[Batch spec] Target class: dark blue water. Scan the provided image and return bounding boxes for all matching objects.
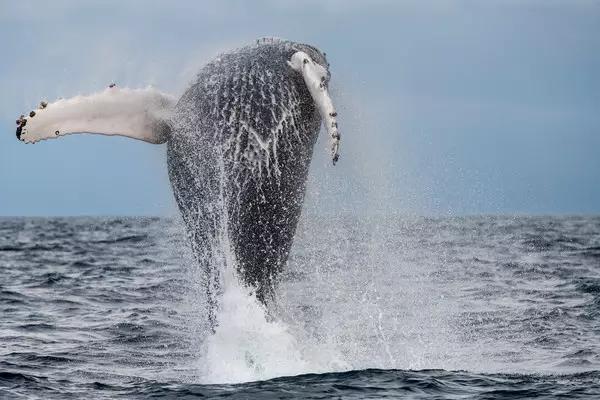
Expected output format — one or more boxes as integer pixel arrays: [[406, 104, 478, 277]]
[[1, 216, 599, 399]]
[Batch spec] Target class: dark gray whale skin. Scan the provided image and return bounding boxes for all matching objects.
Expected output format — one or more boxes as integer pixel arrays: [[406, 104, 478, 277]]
[[166, 38, 330, 319]]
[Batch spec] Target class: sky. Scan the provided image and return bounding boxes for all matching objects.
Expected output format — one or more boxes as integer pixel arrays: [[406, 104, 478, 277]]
[[1, 0, 599, 216]]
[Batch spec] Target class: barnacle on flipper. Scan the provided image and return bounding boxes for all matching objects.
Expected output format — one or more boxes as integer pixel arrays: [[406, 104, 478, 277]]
[[15, 115, 26, 140]]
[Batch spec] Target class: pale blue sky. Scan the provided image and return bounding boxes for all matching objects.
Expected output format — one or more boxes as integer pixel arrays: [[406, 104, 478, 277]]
[[1, 0, 599, 216]]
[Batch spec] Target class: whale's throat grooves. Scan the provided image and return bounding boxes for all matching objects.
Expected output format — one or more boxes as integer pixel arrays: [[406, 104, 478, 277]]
[[167, 39, 325, 312]]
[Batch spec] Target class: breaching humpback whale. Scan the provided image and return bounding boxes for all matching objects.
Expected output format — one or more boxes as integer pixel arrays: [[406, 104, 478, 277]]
[[15, 38, 340, 323]]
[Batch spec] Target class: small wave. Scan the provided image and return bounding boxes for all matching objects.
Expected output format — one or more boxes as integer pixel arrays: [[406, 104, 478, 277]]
[[10, 352, 81, 366], [36, 272, 70, 287], [0, 371, 40, 384], [581, 246, 600, 259], [523, 237, 555, 252], [0, 289, 27, 304], [48, 298, 83, 306], [69, 260, 96, 268], [29, 245, 66, 252], [0, 246, 22, 252], [0, 244, 67, 253], [555, 358, 594, 367], [93, 235, 149, 244], [525, 335, 560, 348], [15, 323, 56, 332], [575, 278, 600, 294], [564, 349, 596, 358]]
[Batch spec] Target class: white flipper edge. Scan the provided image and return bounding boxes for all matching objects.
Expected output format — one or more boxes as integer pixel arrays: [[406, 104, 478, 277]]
[[16, 86, 176, 144], [288, 51, 340, 164]]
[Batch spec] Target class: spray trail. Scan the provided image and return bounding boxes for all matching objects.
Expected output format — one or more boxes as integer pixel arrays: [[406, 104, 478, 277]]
[[183, 146, 317, 384]]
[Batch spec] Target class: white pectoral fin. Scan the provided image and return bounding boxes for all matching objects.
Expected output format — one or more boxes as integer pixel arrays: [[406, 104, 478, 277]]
[[289, 51, 340, 164], [16, 86, 176, 145]]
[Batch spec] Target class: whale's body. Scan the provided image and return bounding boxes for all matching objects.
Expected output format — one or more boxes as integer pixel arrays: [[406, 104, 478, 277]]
[[15, 38, 340, 323], [168, 40, 328, 307]]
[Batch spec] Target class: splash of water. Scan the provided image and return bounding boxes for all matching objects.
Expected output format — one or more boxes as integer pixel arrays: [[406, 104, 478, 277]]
[[184, 148, 343, 384], [199, 275, 312, 383], [180, 75, 404, 385]]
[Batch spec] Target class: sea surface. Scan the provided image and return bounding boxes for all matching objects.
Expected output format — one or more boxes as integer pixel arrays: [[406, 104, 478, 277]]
[[1, 216, 599, 399]]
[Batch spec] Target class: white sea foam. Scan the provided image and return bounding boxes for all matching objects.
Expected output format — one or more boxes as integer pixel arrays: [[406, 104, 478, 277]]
[[193, 153, 349, 384], [199, 276, 311, 383], [185, 150, 318, 384]]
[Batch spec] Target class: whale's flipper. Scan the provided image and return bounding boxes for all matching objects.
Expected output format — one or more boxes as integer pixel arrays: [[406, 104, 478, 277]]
[[16, 86, 175, 144], [288, 51, 341, 164]]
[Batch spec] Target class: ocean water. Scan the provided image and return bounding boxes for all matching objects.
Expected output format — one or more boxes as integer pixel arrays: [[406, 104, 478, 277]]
[[1, 215, 599, 399]]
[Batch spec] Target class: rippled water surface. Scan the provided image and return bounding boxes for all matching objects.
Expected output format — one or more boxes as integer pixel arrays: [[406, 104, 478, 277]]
[[1, 216, 599, 399]]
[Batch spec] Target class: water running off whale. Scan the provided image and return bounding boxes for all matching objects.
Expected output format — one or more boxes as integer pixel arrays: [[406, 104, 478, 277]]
[[15, 37, 341, 326]]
